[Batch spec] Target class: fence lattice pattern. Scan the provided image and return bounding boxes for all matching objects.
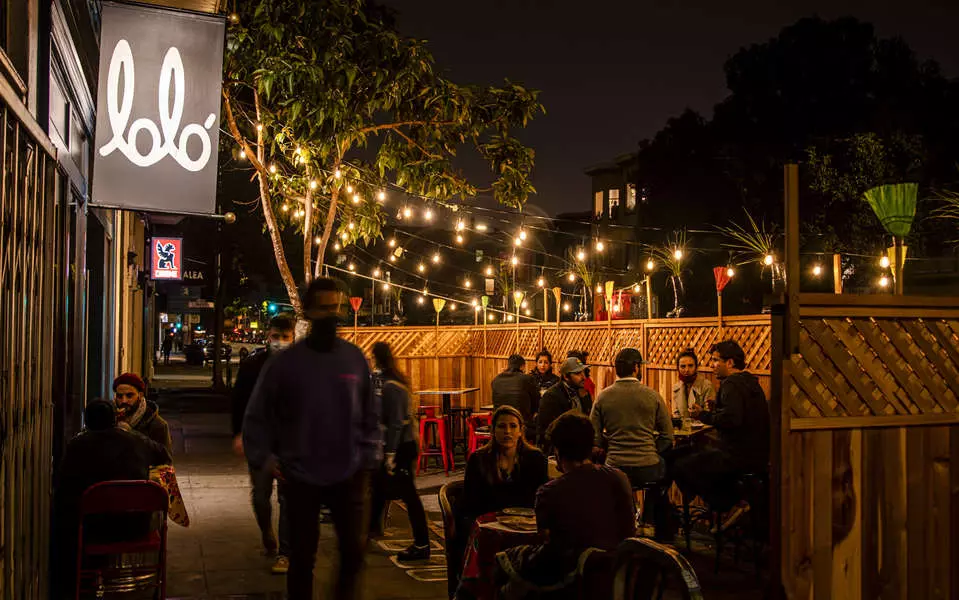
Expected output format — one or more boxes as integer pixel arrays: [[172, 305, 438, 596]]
[[788, 317, 959, 419]]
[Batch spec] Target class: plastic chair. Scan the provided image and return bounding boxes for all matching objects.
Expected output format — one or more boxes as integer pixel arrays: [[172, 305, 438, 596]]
[[75, 480, 169, 600], [613, 537, 703, 600], [467, 412, 492, 456], [439, 481, 465, 599], [418, 413, 450, 475]]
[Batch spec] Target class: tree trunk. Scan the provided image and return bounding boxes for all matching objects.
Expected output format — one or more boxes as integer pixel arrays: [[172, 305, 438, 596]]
[[223, 89, 302, 313], [314, 159, 342, 279], [302, 172, 313, 286]]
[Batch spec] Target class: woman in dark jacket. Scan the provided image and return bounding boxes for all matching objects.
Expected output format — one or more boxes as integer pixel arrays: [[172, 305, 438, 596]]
[[369, 342, 431, 562], [530, 349, 559, 394]]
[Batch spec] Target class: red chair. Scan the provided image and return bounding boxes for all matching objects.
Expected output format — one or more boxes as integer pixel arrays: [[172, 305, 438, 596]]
[[467, 412, 492, 457], [75, 480, 169, 600], [418, 414, 451, 475]]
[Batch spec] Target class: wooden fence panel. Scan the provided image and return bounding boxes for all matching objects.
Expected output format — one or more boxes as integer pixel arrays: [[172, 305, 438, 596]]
[[775, 297, 959, 600]]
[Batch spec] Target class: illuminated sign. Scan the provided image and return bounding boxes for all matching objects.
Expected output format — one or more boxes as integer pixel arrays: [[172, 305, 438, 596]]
[[151, 237, 182, 280]]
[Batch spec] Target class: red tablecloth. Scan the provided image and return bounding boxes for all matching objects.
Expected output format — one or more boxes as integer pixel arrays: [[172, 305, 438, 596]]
[[459, 512, 544, 599]]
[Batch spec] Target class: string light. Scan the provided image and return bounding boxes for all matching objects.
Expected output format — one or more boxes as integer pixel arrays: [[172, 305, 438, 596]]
[[576, 250, 586, 261], [524, 309, 532, 316], [537, 278, 545, 287], [256, 124, 263, 132], [348, 262, 355, 272], [352, 194, 360, 204], [568, 273, 576, 282], [471, 298, 478, 307], [314, 236, 321, 245], [229, 12, 239, 22], [646, 259, 655, 271], [513, 237, 522, 247], [422, 287, 429, 296], [389, 255, 396, 262], [476, 223, 488, 231], [596, 284, 603, 293], [340, 232, 348, 241], [333, 242, 341, 251], [404, 206, 412, 219], [346, 184, 353, 194], [673, 249, 683, 260], [238, 149, 246, 159], [511, 255, 519, 266], [726, 267, 736, 278], [563, 303, 571, 312], [417, 296, 425, 305], [432, 253, 441, 264], [424, 208, 433, 221], [519, 229, 528, 241], [465, 280, 472, 288], [812, 264, 823, 277], [348, 221, 355, 230], [382, 282, 390, 291], [474, 305, 481, 313], [596, 241, 605, 252], [281, 204, 289, 212], [456, 234, 464, 244], [388, 238, 397, 248], [764, 254, 774, 266], [507, 315, 514, 322], [372, 268, 381, 278], [418, 263, 426, 273], [269, 164, 277, 174], [879, 275, 890, 288], [378, 190, 386, 201], [455, 220, 466, 231], [633, 283, 640, 293], [334, 169, 342, 179], [521, 300, 528, 309], [488, 313, 496, 322], [309, 180, 318, 190], [450, 303, 457, 311], [485, 266, 494, 276], [880, 255, 891, 269]]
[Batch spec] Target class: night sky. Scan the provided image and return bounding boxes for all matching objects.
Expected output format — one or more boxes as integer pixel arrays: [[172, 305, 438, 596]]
[[381, 0, 959, 216]]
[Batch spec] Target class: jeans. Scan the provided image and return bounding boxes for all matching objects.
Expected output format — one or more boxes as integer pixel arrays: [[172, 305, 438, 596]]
[[249, 464, 290, 556], [370, 458, 430, 546], [285, 470, 371, 600]]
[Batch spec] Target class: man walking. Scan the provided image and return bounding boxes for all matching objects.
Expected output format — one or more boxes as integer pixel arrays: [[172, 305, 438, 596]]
[[244, 278, 380, 600], [232, 313, 295, 574], [590, 348, 673, 538]]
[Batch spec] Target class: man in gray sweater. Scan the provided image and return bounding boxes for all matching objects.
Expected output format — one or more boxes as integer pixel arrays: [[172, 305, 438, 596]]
[[590, 348, 673, 538]]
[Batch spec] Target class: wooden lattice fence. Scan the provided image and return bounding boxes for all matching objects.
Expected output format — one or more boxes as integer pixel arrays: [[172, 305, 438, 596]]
[[344, 314, 771, 409]]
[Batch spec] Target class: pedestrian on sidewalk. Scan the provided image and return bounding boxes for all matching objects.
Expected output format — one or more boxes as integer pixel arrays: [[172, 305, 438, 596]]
[[161, 331, 174, 365], [368, 341, 431, 562], [244, 278, 381, 600], [113, 373, 173, 455], [232, 313, 296, 574]]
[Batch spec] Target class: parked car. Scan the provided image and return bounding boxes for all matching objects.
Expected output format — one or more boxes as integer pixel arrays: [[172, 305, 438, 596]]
[[183, 343, 205, 366], [204, 339, 233, 362]]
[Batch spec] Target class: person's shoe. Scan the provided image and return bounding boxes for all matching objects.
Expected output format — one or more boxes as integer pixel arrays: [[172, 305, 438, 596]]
[[271, 555, 289, 574], [397, 543, 431, 562]]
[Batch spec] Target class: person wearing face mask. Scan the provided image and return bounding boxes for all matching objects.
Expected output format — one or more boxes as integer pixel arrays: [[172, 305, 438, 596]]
[[113, 372, 172, 455], [671, 348, 715, 420], [243, 278, 380, 600], [231, 313, 296, 573]]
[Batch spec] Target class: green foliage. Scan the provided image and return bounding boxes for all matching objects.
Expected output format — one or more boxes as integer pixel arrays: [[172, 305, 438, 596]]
[[862, 183, 918, 239], [645, 231, 690, 278], [932, 190, 959, 243], [714, 210, 780, 265]]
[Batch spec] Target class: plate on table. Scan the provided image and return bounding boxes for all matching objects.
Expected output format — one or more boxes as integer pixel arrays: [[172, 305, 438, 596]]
[[498, 516, 537, 531], [502, 507, 534, 517]]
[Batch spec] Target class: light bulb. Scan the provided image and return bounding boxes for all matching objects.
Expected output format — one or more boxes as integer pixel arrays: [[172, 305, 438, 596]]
[[424, 209, 433, 221], [422, 287, 428, 296], [568, 273, 576, 282], [456, 234, 464, 244], [596, 284, 603, 293], [281, 204, 289, 212], [563, 303, 571, 312], [507, 315, 514, 322], [673, 249, 683, 260], [348, 263, 355, 272], [382, 282, 390, 291], [256, 124, 263, 132], [348, 221, 355, 230], [346, 184, 353, 194], [727, 267, 736, 278], [613, 304, 620, 312], [388, 238, 396, 248], [474, 305, 481, 312], [377, 190, 386, 201], [879, 275, 890, 288], [269, 164, 277, 174], [417, 296, 424, 305], [471, 298, 478, 307], [450, 304, 457, 311], [537, 278, 545, 287], [485, 267, 493, 276], [521, 300, 528, 309], [340, 232, 348, 241], [229, 12, 239, 23], [418, 263, 426, 273], [476, 224, 488, 231], [309, 180, 318, 190], [596, 241, 605, 252], [519, 229, 527, 241], [764, 254, 774, 266], [432, 253, 441, 263], [352, 194, 360, 204], [465, 280, 472, 288], [633, 283, 640, 293], [456, 220, 465, 231], [334, 168, 342, 179], [513, 237, 522, 247], [511, 256, 519, 266], [525, 309, 531, 316], [880, 255, 891, 269], [314, 236, 321, 245], [576, 250, 586, 261], [333, 242, 341, 251], [389, 255, 396, 262], [238, 149, 246, 159], [812, 264, 822, 277], [488, 314, 495, 321], [646, 259, 655, 271], [372, 268, 381, 278], [404, 207, 412, 218]]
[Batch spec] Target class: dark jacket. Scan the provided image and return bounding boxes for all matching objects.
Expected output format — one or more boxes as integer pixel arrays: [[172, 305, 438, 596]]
[[531, 370, 560, 392], [133, 401, 173, 456], [491, 369, 539, 424], [537, 381, 592, 450], [461, 445, 549, 523], [699, 371, 770, 473], [232, 347, 270, 436]]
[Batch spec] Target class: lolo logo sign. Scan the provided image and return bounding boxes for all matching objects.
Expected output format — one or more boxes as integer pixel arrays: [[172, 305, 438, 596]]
[[92, 2, 225, 215]]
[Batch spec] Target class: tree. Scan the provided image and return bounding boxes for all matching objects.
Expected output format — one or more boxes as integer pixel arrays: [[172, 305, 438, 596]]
[[222, 0, 543, 313]]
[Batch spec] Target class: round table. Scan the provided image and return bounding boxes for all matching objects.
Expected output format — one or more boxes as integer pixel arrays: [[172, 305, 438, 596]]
[[459, 511, 544, 599]]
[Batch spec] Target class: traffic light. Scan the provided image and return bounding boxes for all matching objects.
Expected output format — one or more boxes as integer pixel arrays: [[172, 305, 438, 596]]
[[268, 303, 277, 314]]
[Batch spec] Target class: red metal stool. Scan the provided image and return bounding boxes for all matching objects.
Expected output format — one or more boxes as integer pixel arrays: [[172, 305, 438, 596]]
[[418, 413, 450, 475], [467, 412, 492, 457]]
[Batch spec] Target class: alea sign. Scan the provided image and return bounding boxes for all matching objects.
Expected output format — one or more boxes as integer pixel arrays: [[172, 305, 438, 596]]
[[92, 2, 225, 215]]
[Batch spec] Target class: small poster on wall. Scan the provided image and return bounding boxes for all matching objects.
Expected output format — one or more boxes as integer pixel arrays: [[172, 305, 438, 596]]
[[151, 237, 183, 280]]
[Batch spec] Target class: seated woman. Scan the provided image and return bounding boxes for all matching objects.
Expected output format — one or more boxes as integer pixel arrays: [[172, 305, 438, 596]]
[[495, 412, 636, 598], [451, 406, 548, 595]]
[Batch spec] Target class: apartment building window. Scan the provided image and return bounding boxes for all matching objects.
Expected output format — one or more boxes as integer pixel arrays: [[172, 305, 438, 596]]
[[608, 189, 621, 210], [626, 184, 637, 212], [594, 191, 603, 219], [0, 0, 28, 91]]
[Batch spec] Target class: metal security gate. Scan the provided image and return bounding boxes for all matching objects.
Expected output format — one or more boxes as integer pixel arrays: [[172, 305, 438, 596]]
[[0, 94, 61, 598]]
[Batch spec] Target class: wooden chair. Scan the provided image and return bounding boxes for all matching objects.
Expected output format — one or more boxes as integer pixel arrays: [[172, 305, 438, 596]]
[[75, 480, 169, 600], [439, 480, 465, 599], [613, 537, 703, 600]]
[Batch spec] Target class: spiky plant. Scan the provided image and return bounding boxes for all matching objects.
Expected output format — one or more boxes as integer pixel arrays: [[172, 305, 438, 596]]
[[715, 209, 784, 289], [645, 230, 690, 317], [932, 190, 959, 243]]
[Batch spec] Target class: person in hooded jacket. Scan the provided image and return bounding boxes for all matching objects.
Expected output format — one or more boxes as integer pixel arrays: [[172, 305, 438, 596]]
[[672, 340, 770, 511], [113, 372, 172, 455]]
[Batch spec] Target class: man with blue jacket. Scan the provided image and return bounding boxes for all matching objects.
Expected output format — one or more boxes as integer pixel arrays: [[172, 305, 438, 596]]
[[244, 278, 381, 600]]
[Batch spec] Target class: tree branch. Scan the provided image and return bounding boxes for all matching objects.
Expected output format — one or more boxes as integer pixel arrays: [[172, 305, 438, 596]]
[[358, 120, 458, 135], [391, 129, 443, 160]]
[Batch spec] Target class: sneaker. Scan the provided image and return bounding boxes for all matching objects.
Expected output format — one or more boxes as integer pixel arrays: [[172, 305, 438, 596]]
[[271, 555, 289, 574], [397, 543, 431, 562]]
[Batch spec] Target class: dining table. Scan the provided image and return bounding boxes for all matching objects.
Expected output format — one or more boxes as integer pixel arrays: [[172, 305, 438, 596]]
[[459, 510, 544, 600]]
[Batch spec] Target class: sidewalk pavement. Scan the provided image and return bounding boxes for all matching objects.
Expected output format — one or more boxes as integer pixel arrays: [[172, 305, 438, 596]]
[[159, 386, 459, 599]]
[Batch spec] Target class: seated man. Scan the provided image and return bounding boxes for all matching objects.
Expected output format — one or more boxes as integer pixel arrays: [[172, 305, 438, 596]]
[[52, 400, 172, 597], [113, 372, 173, 455], [491, 354, 540, 439], [495, 413, 635, 598]]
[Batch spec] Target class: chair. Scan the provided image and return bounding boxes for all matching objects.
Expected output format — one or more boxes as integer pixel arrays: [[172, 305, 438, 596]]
[[467, 412, 492, 456], [613, 537, 703, 600], [439, 480, 465, 599], [418, 413, 451, 475], [75, 480, 169, 600]]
